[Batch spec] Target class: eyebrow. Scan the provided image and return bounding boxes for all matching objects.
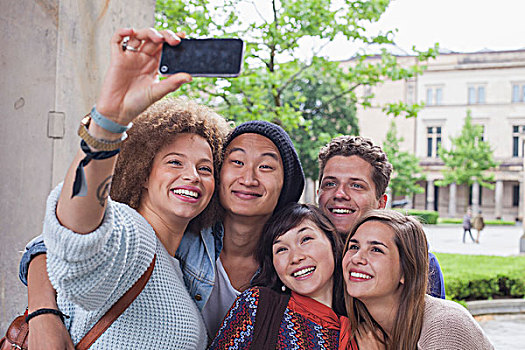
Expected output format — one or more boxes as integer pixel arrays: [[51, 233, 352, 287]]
[[349, 238, 388, 248], [163, 152, 212, 163], [273, 226, 310, 245], [228, 147, 280, 161], [323, 175, 367, 183]]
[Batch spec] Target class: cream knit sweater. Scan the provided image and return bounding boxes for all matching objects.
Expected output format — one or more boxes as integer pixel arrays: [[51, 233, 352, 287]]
[[43, 184, 206, 349], [418, 295, 494, 349]]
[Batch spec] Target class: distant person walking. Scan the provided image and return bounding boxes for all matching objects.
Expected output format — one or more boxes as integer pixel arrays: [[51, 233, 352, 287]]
[[472, 210, 485, 244], [463, 208, 475, 243]]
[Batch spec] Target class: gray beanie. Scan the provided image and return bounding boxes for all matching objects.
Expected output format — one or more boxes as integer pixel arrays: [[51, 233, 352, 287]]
[[225, 120, 305, 213]]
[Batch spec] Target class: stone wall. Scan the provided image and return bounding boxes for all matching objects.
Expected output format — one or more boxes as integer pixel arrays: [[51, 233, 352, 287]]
[[0, 0, 155, 332]]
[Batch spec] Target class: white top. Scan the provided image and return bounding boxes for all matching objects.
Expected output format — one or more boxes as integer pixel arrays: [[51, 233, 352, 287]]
[[201, 257, 241, 338], [43, 184, 207, 349]]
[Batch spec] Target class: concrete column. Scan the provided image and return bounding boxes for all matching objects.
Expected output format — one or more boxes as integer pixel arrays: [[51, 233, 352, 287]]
[[426, 180, 435, 211], [519, 181, 524, 222], [494, 180, 503, 219], [448, 183, 457, 217], [0, 0, 155, 332], [471, 182, 480, 214]]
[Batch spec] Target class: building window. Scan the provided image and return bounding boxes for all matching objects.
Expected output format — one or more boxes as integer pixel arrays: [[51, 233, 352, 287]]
[[513, 185, 520, 207], [426, 126, 442, 158], [512, 84, 525, 103], [468, 85, 486, 104], [435, 88, 443, 105], [426, 87, 443, 106], [512, 125, 525, 157], [426, 88, 433, 105], [407, 84, 415, 104]]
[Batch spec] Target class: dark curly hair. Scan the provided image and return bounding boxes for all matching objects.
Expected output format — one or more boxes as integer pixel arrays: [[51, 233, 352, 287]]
[[252, 203, 346, 316], [111, 97, 231, 232], [318, 135, 393, 199]]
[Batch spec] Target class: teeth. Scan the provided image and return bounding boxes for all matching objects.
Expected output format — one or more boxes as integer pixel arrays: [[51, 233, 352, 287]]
[[292, 267, 315, 277], [351, 272, 372, 280], [172, 189, 199, 198], [331, 208, 352, 214]]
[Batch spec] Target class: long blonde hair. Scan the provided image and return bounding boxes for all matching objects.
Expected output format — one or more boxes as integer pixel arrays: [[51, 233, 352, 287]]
[[343, 210, 429, 349]]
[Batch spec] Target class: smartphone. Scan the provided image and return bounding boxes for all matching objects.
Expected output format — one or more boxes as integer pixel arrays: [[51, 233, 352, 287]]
[[159, 38, 244, 77]]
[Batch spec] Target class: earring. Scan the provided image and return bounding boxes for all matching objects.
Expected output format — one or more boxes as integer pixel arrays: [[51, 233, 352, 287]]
[[281, 285, 286, 292]]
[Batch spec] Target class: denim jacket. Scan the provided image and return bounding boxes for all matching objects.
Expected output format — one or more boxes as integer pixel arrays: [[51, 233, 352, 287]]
[[19, 222, 446, 304], [19, 222, 224, 311]]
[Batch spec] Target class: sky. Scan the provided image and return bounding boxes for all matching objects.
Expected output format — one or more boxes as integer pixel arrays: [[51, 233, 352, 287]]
[[322, 0, 525, 60]]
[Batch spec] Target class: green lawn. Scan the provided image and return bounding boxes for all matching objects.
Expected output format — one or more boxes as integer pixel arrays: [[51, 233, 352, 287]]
[[435, 253, 525, 300]]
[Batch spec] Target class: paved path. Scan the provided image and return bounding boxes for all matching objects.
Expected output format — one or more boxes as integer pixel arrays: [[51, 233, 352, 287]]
[[476, 314, 525, 350], [424, 223, 524, 349], [423, 224, 524, 256]]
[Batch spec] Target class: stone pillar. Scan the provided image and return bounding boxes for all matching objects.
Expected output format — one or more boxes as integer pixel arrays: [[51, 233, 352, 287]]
[[519, 181, 524, 222], [471, 182, 480, 214], [448, 183, 457, 217], [426, 180, 435, 211], [0, 0, 155, 332], [494, 180, 503, 219]]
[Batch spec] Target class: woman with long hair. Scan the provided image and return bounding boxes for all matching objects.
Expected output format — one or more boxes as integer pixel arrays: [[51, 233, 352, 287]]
[[343, 209, 494, 349], [209, 203, 358, 349], [34, 27, 230, 348]]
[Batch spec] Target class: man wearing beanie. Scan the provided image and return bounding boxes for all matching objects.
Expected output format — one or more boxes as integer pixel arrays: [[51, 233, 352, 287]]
[[199, 120, 305, 338], [19, 120, 306, 341]]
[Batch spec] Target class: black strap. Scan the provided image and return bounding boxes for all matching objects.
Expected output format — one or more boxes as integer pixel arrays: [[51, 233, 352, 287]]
[[72, 140, 120, 198], [25, 308, 70, 323], [252, 287, 291, 348]]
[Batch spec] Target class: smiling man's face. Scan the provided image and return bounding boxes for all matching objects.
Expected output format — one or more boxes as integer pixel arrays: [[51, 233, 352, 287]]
[[318, 155, 386, 237], [219, 133, 284, 220]]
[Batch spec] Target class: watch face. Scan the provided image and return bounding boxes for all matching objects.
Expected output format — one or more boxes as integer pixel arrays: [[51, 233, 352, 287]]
[[81, 115, 92, 127]]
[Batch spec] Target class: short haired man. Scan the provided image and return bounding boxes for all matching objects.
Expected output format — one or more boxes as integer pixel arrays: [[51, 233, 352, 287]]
[[317, 135, 445, 299]]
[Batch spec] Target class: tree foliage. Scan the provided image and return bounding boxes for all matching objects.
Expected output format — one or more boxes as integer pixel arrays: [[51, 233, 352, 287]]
[[436, 111, 497, 190], [382, 121, 425, 199], [155, 0, 439, 176]]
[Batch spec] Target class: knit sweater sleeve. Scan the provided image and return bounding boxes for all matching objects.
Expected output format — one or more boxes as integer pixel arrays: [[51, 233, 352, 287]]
[[43, 183, 156, 311], [208, 287, 260, 350], [418, 296, 494, 350]]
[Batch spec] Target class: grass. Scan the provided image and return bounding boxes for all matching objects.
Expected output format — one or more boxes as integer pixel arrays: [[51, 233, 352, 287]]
[[435, 253, 525, 300], [435, 253, 525, 279], [437, 218, 515, 225]]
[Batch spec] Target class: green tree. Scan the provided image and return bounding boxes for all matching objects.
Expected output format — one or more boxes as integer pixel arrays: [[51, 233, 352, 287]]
[[436, 111, 497, 200], [155, 0, 438, 174], [382, 121, 425, 201], [281, 62, 358, 179]]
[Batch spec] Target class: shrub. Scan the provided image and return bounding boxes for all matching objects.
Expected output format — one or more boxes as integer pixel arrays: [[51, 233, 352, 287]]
[[394, 209, 439, 224], [436, 253, 525, 301]]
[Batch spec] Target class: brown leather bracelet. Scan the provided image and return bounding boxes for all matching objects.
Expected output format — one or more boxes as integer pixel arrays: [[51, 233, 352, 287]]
[[78, 116, 126, 151]]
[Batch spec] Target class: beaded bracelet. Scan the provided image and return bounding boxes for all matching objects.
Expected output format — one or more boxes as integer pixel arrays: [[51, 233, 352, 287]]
[[25, 308, 70, 324]]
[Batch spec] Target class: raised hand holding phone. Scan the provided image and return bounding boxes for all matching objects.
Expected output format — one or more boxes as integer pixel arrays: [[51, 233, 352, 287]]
[[95, 27, 192, 128]]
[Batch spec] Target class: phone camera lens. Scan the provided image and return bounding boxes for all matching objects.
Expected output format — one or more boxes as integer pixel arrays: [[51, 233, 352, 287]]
[[160, 65, 168, 73]]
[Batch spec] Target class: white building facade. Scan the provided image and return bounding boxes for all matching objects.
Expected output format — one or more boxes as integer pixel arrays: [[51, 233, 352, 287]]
[[346, 49, 525, 221]]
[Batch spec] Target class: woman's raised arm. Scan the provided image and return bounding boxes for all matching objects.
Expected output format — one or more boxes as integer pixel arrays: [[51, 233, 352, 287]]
[[56, 28, 191, 234]]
